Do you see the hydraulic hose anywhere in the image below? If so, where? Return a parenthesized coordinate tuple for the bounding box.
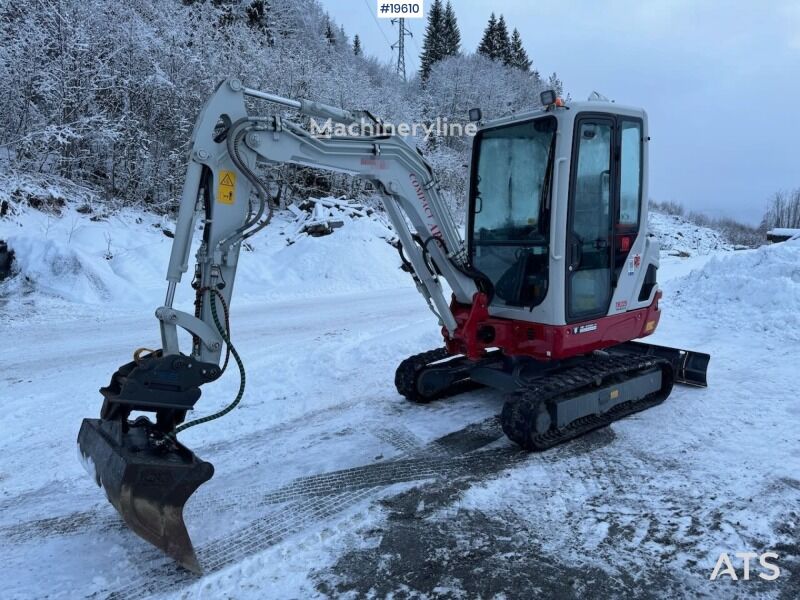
(172, 117, 274, 437)
(217, 118, 274, 250)
(172, 290, 245, 436)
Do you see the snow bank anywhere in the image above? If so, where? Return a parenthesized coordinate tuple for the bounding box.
(0, 173, 407, 311)
(648, 212, 732, 256)
(234, 211, 407, 301)
(665, 240, 800, 339)
(0, 174, 174, 307)
(0, 236, 134, 304)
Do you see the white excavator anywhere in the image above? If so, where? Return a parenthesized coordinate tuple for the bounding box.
(78, 80, 709, 572)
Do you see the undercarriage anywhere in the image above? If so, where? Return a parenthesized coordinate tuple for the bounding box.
(396, 343, 709, 450)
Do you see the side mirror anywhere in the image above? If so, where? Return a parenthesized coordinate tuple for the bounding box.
(468, 108, 482, 122)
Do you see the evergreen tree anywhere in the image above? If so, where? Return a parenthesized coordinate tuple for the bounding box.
(419, 0, 445, 80)
(548, 72, 564, 97)
(246, 0, 265, 27)
(477, 13, 498, 60)
(441, 1, 460, 57)
(245, 0, 274, 45)
(478, 13, 513, 64)
(508, 28, 531, 71)
(324, 20, 336, 45)
(495, 15, 511, 65)
(353, 34, 362, 56)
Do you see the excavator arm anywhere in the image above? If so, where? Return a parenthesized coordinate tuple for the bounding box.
(77, 79, 485, 571)
(164, 78, 479, 365)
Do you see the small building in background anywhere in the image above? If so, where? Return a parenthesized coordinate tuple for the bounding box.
(766, 228, 800, 243)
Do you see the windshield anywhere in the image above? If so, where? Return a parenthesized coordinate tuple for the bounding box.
(471, 116, 557, 243)
(468, 116, 557, 309)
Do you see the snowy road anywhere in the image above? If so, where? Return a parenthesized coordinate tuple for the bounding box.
(1, 251, 798, 599)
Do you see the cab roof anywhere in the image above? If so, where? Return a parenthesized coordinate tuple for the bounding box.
(478, 101, 647, 131)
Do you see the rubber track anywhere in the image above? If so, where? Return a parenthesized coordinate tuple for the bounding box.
(501, 353, 674, 451)
(394, 348, 481, 403)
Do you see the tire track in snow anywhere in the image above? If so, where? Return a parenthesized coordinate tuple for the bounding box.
(106, 449, 528, 599)
(0, 391, 431, 536)
(0, 417, 503, 543)
(373, 425, 430, 456)
(99, 421, 516, 599)
(106, 488, 381, 600)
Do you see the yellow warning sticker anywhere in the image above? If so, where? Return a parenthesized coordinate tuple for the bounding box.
(217, 170, 236, 205)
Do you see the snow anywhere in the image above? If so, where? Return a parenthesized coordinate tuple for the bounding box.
(664, 239, 800, 340)
(1, 192, 798, 598)
(0, 181, 406, 318)
(648, 211, 733, 256)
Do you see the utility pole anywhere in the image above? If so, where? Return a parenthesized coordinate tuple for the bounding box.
(391, 18, 413, 81)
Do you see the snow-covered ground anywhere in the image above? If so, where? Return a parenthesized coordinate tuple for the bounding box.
(0, 186, 798, 599)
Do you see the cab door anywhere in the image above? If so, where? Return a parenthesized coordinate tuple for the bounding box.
(566, 116, 614, 322)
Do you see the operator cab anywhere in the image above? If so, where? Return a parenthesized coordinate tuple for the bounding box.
(467, 92, 647, 324)
(468, 114, 556, 310)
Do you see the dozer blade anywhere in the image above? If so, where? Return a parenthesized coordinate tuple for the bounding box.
(615, 341, 710, 387)
(78, 417, 214, 573)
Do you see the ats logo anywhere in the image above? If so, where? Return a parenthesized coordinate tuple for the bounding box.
(710, 552, 780, 581)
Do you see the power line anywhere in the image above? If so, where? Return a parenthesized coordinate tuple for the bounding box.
(405, 19, 422, 74)
(361, 0, 393, 50)
(409, 27, 422, 55)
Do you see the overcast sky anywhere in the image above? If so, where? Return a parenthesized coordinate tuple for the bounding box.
(319, 0, 800, 224)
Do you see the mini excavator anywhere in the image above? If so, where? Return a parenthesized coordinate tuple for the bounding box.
(78, 80, 709, 572)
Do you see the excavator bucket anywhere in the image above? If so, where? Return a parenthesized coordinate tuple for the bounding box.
(78, 417, 214, 573)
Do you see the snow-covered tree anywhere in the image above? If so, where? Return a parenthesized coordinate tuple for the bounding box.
(442, 1, 461, 57)
(495, 15, 512, 65)
(508, 28, 531, 71)
(763, 189, 800, 229)
(0, 0, 561, 214)
(246, 0, 272, 44)
(477, 13, 499, 59)
(548, 72, 564, 97)
(419, 0, 445, 80)
(324, 20, 336, 45)
(478, 13, 512, 64)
